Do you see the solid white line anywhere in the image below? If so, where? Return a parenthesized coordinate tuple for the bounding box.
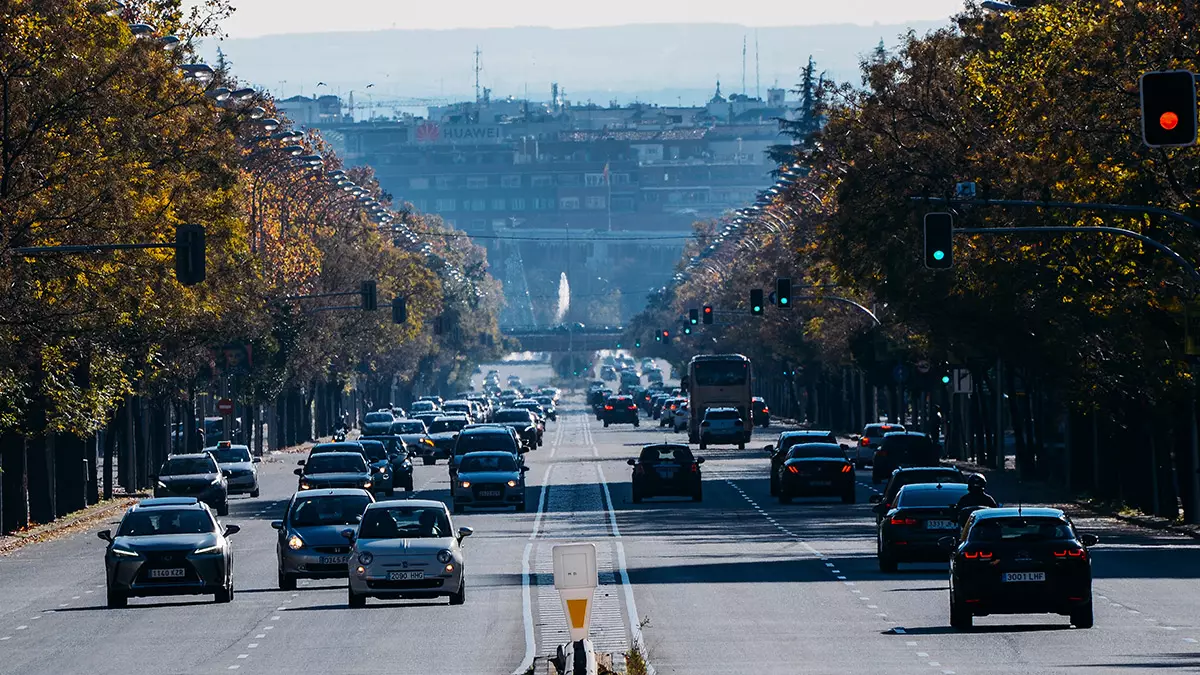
(597, 466, 621, 537)
(597, 464, 654, 674)
(528, 465, 554, 541)
(513, 449, 556, 675)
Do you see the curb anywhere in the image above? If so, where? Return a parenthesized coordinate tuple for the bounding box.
(0, 496, 139, 556)
(1072, 500, 1200, 540)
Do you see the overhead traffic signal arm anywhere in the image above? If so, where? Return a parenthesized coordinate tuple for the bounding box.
(11, 223, 208, 286)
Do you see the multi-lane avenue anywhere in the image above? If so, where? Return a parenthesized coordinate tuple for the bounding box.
(1, 364, 1198, 675)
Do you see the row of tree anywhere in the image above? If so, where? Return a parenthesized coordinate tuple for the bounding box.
(632, 0, 1200, 523)
(0, 0, 506, 533)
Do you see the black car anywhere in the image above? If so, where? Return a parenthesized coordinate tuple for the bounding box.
(362, 410, 396, 436)
(876, 482, 972, 572)
(491, 409, 542, 449)
(295, 452, 374, 491)
(628, 443, 704, 502)
(946, 507, 1098, 629)
(449, 425, 523, 481)
(99, 497, 240, 608)
(533, 396, 558, 422)
(873, 431, 940, 483)
(153, 454, 229, 516)
(764, 430, 838, 496)
(390, 419, 440, 463)
(751, 396, 770, 427)
(590, 388, 613, 418)
(872, 467, 968, 524)
(854, 422, 906, 467)
(358, 434, 415, 490)
(426, 416, 470, 462)
(777, 443, 856, 504)
(602, 395, 640, 427)
(354, 439, 399, 496)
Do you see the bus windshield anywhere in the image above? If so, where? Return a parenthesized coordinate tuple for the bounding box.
(693, 361, 748, 387)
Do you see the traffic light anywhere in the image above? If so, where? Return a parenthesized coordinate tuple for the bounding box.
(662, 329, 671, 344)
(923, 212, 954, 270)
(750, 288, 764, 316)
(689, 308, 699, 325)
(360, 280, 378, 310)
(702, 305, 713, 324)
(635, 339, 641, 348)
(1140, 70, 1197, 147)
(941, 374, 951, 385)
(683, 325, 692, 335)
(391, 296, 407, 323)
(776, 277, 791, 309)
(174, 223, 206, 286)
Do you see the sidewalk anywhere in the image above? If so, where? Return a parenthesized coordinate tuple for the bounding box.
(0, 497, 139, 556)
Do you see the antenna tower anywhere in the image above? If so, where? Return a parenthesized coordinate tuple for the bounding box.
(755, 31, 761, 99)
(474, 46, 482, 103)
(741, 36, 747, 95)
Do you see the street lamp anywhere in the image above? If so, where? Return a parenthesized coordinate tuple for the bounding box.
(127, 23, 155, 37)
(159, 35, 181, 49)
(981, 0, 1021, 10)
(179, 63, 215, 83)
(206, 87, 231, 101)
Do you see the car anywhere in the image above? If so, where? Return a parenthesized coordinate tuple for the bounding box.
(491, 408, 542, 449)
(876, 482, 972, 571)
(672, 401, 690, 433)
(442, 399, 475, 421)
(272, 488, 375, 590)
(425, 416, 470, 463)
(355, 439, 399, 496)
(515, 398, 550, 425)
(534, 396, 558, 421)
(659, 397, 683, 426)
(153, 453, 229, 515)
(650, 394, 669, 420)
(390, 419, 440, 463)
(451, 451, 529, 513)
(206, 441, 261, 498)
(698, 407, 744, 449)
(872, 431, 941, 483)
(628, 444, 704, 502)
(346, 499, 472, 607)
(751, 397, 770, 428)
(854, 422, 906, 467)
(98, 497, 240, 607)
(410, 400, 440, 415)
(417, 395, 445, 407)
(600, 365, 617, 381)
(449, 425, 523, 482)
(362, 410, 395, 435)
(946, 507, 1098, 630)
(412, 410, 444, 430)
(872, 467, 969, 524)
(777, 443, 856, 504)
(295, 452, 375, 491)
(763, 430, 838, 496)
(357, 435, 415, 491)
(602, 395, 640, 427)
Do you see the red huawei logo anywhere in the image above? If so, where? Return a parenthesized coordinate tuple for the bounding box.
(416, 122, 440, 143)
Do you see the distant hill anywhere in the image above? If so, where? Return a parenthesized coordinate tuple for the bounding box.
(208, 22, 946, 107)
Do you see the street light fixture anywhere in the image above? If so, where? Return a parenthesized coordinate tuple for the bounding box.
(127, 23, 155, 37)
(205, 87, 231, 101)
(179, 63, 215, 83)
(159, 35, 181, 48)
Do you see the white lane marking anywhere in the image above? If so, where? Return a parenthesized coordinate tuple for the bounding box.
(270, 616, 280, 621)
(905, 641, 918, 646)
(71, 596, 80, 600)
(512, 453, 557, 674)
(824, 562, 834, 567)
(248, 643, 259, 648)
(1163, 626, 1177, 630)
(15, 626, 27, 631)
(929, 662, 941, 667)
(228, 667, 240, 671)
(868, 605, 879, 609)
(255, 634, 265, 639)
(264, 626, 274, 630)
(598, 465, 655, 675)
(237, 654, 249, 659)
(0, 637, 10, 641)
(528, 465, 554, 541)
(1184, 638, 1198, 643)
(917, 652, 929, 657)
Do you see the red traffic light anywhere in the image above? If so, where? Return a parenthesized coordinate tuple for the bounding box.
(703, 307, 712, 314)
(1161, 111, 1180, 130)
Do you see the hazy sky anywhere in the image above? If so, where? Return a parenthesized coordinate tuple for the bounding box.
(202, 0, 965, 38)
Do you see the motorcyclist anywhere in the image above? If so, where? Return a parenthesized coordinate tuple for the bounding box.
(955, 474, 998, 525)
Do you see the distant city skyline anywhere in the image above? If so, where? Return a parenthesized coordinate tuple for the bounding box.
(195, 0, 965, 38)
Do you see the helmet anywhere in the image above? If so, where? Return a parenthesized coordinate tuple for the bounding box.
(967, 473, 987, 490)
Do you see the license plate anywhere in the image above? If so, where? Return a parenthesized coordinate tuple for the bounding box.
(808, 480, 831, 486)
(1002, 572, 1046, 582)
(387, 570, 425, 581)
(477, 490, 501, 498)
(926, 520, 957, 530)
(319, 555, 349, 565)
(149, 568, 185, 579)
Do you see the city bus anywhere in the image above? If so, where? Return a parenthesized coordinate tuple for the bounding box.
(684, 354, 753, 445)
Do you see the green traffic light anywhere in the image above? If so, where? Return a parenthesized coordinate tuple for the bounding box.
(933, 250, 946, 261)
(753, 305, 762, 312)
(941, 375, 951, 384)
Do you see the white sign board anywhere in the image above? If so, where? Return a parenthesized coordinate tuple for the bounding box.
(553, 543, 598, 642)
(953, 368, 974, 395)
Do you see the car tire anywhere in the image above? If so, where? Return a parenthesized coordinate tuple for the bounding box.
(405, 477, 414, 492)
(453, 502, 463, 514)
(842, 489, 856, 504)
(950, 595, 973, 630)
(106, 586, 127, 609)
(385, 488, 395, 498)
(348, 588, 366, 608)
(878, 549, 898, 573)
(516, 501, 527, 513)
(217, 501, 229, 517)
(762, 422, 770, 429)
(632, 487, 643, 504)
(699, 442, 707, 450)
(215, 584, 233, 603)
(779, 491, 792, 504)
(250, 488, 260, 498)
(449, 580, 466, 606)
(737, 443, 744, 450)
(1070, 602, 1094, 629)
(423, 457, 435, 466)
(692, 485, 703, 502)
(634, 420, 639, 427)
(278, 570, 296, 591)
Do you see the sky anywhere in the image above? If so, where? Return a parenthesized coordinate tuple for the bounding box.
(198, 0, 966, 38)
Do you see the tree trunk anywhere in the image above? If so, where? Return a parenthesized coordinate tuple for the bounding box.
(0, 430, 28, 534)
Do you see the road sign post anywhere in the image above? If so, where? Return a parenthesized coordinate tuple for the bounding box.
(553, 543, 598, 675)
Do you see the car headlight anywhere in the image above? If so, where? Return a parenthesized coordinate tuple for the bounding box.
(156, 480, 167, 489)
(287, 534, 304, 550)
(299, 482, 311, 490)
(358, 551, 374, 565)
(422, 438, 435, 446)
(111, 546, 139, 558)
(436, 549, 453, 564)
(210, 478, 222, 486)
(460, 480, 471, 488)
(194, 543, 221, 555)
(507, 480, 518, 488)
(362, 480, 373, 488)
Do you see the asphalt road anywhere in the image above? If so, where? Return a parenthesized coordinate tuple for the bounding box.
(1, 360, 1197, 674)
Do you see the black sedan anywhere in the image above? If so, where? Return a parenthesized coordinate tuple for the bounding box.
(946, 507, 1098, 629)
(628, 444, 704, 502)
(602, 395, 640, 427)
(872, 466, 967, 525)
(764, 430, 837, 496)
(492, 409, 542, 449)
(751, 396, 770, 427)
(777, 443, 856, 504)
(153, 454, 229, 516)
(295, 452, 375, 491)
(99, 497, 239, 608)
(876, 482, 971, 572)
(390, 419, 440, 464)
(358, 434, 414, 491)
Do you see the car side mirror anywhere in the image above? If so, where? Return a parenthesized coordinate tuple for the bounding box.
(224, 524, 241, 537)
(293, 468, 303, 476)
(97, 529, 112, 542)
(869, 494, 882, 503)
(696, 458, 705, 464)
(840, 443, 850, 451)
(341, 528, 356, 542)
(938, 536, 957, 553)
(458, 526, 474, 540)
(627, 459, 637, 466)
(297, 460, 306, 466)
(521, 466, 530, 472)
(763, 445, 774, 453)
(252, 457, 262, 463)
(1080, 533, 1099, 547)
(270, 520, 283, 530)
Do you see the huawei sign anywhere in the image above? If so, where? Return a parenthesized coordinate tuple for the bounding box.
(416, 122, 440, 143)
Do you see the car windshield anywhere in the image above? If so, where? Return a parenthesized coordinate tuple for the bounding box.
(311, 443, 360, 454)
(305, 455, 367, 473)
(118, 509, 216, 536)
(782, 434, 836, 450)
(289, 494, 373, 527)
(639, 447, 694, 463)
(360, 436, 405, 455)
(969, 517, 1075, 542)
(364, 412, 393, 423)
(161, 457, 217, 475)
(429, 419, 468, 433)
(896, 485, 970, 507)
(456, 432, 514, 454)
(494, 410, 532, 423)
(692, 360, 748, 386)
(356, 442, 388, 462)
(411, 401, 436, 412)
(208, 446, 251, 463)
(865, 424, 904, 436)
(786, 444, 845, 459)
(705, 409, 739, 420)
(358, 506, 451, 539)
(392, 421, 427, 434)
(459, 454, 519, 473)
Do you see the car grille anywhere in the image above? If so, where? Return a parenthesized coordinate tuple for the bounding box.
(227, 469, 253, 478)
(135, 550, 201, 584)
(473, 483, 504, 498)
(164, 483, 209, 495)
(366, 578, 445, 590)
(312, 545, 350, 555)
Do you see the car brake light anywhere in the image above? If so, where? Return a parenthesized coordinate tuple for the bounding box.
(841, 464, 853, 473)
(1054, 549, 1086, 558)
(889, 516, 917, 525)
(690, 463, 699, 473)
(628, 405, 637, 410)
(963, 550, 994, 559)
(860, 437, 870, 445)
(762, 407, 769, 413)
(787, 465, 799, 473)
(605, 405, 613, 410)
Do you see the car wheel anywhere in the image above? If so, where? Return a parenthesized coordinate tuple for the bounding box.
(841, 489, 856, 504)
(737, 443, 744, 450)
(1070, 602, 1094, 629)
(278, 570, 296, 591)
(632, 487, 643, 504)
(449, 580, 466, 605)
(878, 548, 898, 573)
(217, 501, 229, 517)
(762, 422, 770, 429)
(250, 488, 260, 498)
(106, 586, 128, 609)
(386, 488, 395, 498)
(405, 477, 414, 492)
(423, 457, 435, 465)
(516, 500, 527, 513)
(692, 485, 703, 502)
(634, 420, 639, 427)
(699, 442, 707, 450)
(603, 420, 610, 427)
(779, 491, 792, 504)
(950, 594, 972, 630)
(214, 584, 233, 603)
(348, 588, 366, 608)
